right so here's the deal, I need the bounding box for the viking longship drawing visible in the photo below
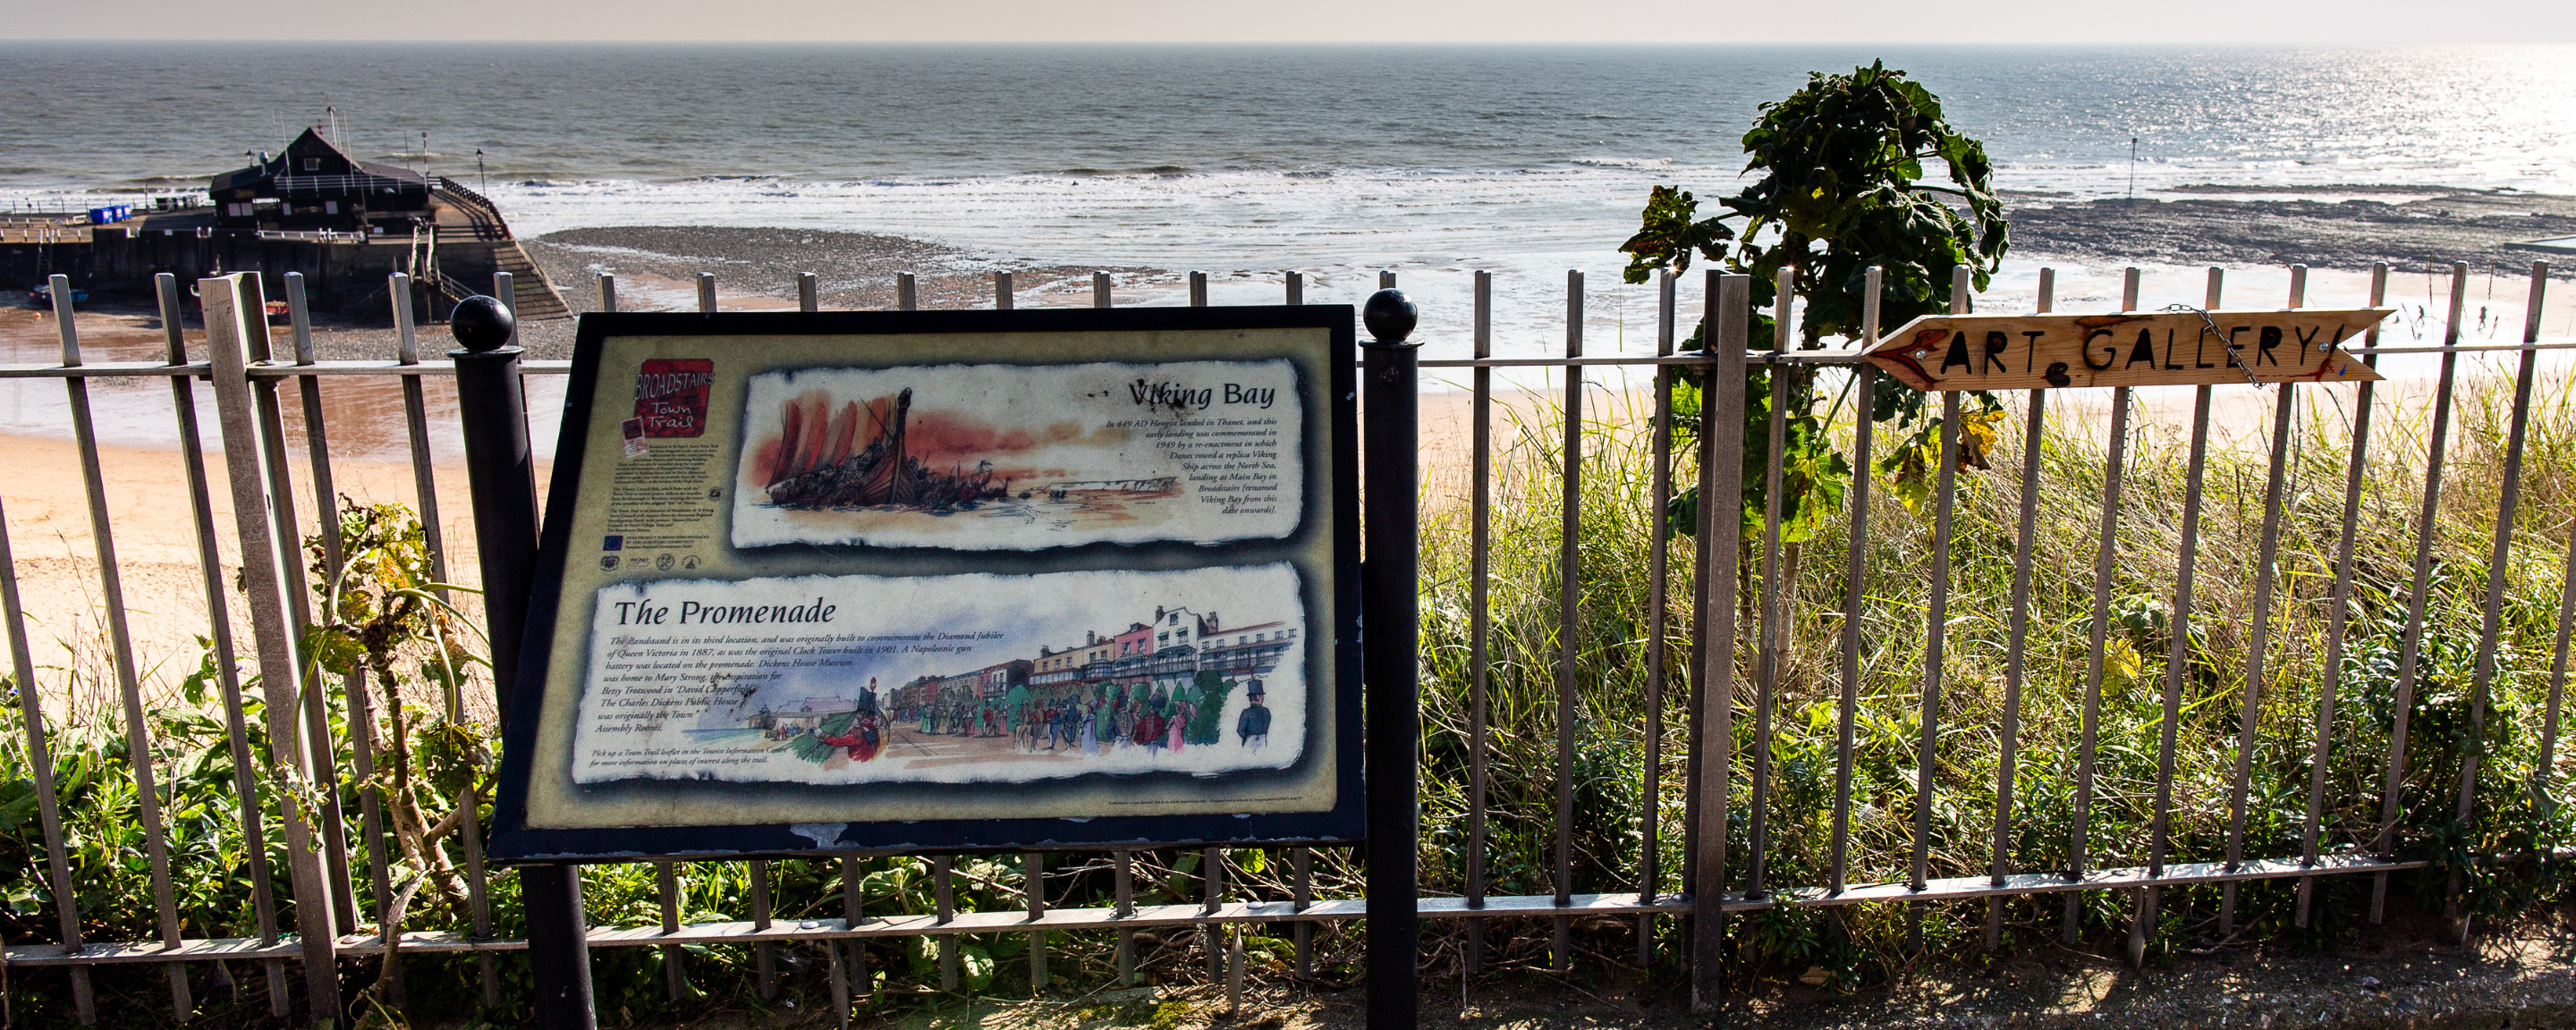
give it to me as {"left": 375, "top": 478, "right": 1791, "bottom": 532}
{"left": 765, "top": 389, "right": 1007, "bottom": 511}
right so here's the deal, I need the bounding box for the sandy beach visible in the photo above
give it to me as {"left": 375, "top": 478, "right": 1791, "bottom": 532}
{"left": 7, "top": 186, "right": 2576, "bottom": 698}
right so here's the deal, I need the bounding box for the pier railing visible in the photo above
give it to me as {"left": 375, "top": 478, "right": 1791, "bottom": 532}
{"left": 0, "top": 261, "right": 2569, "bottom": 1026}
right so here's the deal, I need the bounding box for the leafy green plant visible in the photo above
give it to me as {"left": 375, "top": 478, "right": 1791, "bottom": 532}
{"left": 303, "top": 499, "right": 491, "bottom": 958}
{"left": 1623, "top": 60, "right": 2011, "bottom": 533}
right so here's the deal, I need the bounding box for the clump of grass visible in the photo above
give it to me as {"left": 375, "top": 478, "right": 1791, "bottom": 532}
{"left": 5, "top": 370, "right": 2575, "bottom": 1026}
{"left": 1412, "top": 368, "right": 2576, "bottom": 979}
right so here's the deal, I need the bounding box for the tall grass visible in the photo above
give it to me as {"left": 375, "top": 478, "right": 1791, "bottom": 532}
{"left": 4, "top": 367, "right": 2573, "bottom": 1026}
{"left": 1416, "top": 367, "right": 2576, "bottom": 976}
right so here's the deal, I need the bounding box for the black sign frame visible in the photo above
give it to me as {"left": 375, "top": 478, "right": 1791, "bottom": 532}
{"left": 487, "top": 305, "right": 1361, "bottom": 862}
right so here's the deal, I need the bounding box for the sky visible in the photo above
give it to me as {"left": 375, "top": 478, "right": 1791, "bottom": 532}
{"left": 7, "top": 0, "right": 2572, "bottom": 42}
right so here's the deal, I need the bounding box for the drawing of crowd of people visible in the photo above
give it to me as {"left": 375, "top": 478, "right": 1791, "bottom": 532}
{"left": 902, "top": 674, "right": 1268, "bottom": 756}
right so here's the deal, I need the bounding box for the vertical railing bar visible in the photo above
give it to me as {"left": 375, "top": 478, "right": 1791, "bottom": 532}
{"left": 2129, "top": 267, "right": 2225, "bottom": 967}
{"left": 394, "top": 272, "right": 482, "bottom": 1003}
{"left": 750, "top": 858, "right": 776, "bottom": 998}
{"left": 1468, "top": 268, "right": 1493, "bottom": 976}
{"left": 496, "top": 268, "right": 521, "bottom": 348}
{"left": 2222, "top": 266, "right": 2306, "bottom": 936}
{"left": 2065, "top": 266, "right": 2141, "bottom": 944}
{"left": 1553, "top": 268, "right": 1582, "bottom": 971}
{"left": 2300, "top": 264, "right": 2387, "bottom": 927}
{"left": 897, "top": 272, "right": 917, "bottom": 311}
{"left": 996, "top": 271, "right": 1014, "bottom": 310}
{"left": 799, "top": 272, "right": 819, "bottom": 313}
{"left": 1906, "top": 266, "right": 1970, "bottom": 949}
{"left": 290, "top": 272, "right": 384, "bottom": 999}
{"left": 53, "top": 276, "right": 191, "bottom": 1017}
{"left": 292, "top": 286, "right": 394, "bottom": 988}
{"left": 417, "top": 268, "right": 487, "bottom": 1009}
{"left": 0, "top": 460, "right": 97, "bottom": 1023}
{"left": 1225, "top": 920, "right": 1245, "bottom": 1015}
{"left": 1831, "top": 267, "right": 1882, "bottom": 896}
{"left": 1986, "top": 267, "right": 2053, "bottom": 950}
{"left": 2372, "top": 263, "right": 2470, "bottom": 923}
{"left": 161, "top": 272, "right": 290, "bottom": 1010}
{"left": 389, "top": 274, "right": 452, "bottom": 595}
{"left": 659, "top": 860, "right": 685, "bottom": 1000}
{"left": 1289, "top": 847, "right": 1311, "bottom": 980}
{"left": 205, "top": 271, "right": 341, "bottom": 1017}
{"left": 1747, "top": 267, "right": 1792, "bottom": 899}
{"left": 394, "top": 273, "right": 479, "bottom": 1005}
{"left": 2538, "top": 393, "right": 2575, "bottom": 810}
{"left": 281, "top": 273, "right": 360, "bottom": 934}
{"left": 1115, "top": 849, "right": 1138, "bottom": 984}
{"left": 841, "top": 855, "right": 869, "bottom": 1009}
{"left": 1638, "top": 266, "right": 1674, "bottom": 967}
{"left": 935, "top": 854, "right": 957, "bottom": 990}
{"left": 335, "top": 579, "right": 393, "bottom": 981}
{"left": 1689, "top": 272, "right": 1750, "bottom": 1015}
{"left": 1195, "top": 268, "right": 1216, "bottom": 984}
{"left": 1096, "top": 271, "right": 1114, "bottom": 308}
{"left": 1026, "top": 852, "right": 1047, "bottom": 989}
{"left": 2447, "top": 260, "right": 2547, "bottom": 941}
{"left": 1281, "top": 269, "right": 1312, "bottom": 981}
{"left": 1682, "top": 276, "right": 1719, "bottom": 914}
{"left": 1203, "top": 846, "right": 1223, "bottom": 982}
{"left": 650, "top": 429, "right": 682, "bottom": 1011}
{"left": 828, "top": 916, "right": 851, "bottom": 1030}
{"left": 597, "top": 272, "right": 617, "bottom": 314}
{"left": 686, "top": 259, "right": 748, "bottom": 1026}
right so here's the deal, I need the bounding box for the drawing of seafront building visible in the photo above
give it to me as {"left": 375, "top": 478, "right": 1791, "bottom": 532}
{"left": 756, "top": 602, "right": 1301, "bottom": 738}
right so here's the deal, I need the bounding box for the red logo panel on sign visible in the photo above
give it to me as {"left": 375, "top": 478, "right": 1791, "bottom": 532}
{"left": 634, "top": 359, "right": 714, "bottom": 437}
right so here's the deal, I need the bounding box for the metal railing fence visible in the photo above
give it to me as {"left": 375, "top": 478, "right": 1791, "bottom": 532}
{"left": 0, "top": 258, "right": 2568, "bottom": 1026}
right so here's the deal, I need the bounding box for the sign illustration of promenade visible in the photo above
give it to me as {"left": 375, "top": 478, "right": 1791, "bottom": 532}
{"left": 568, "top": 565, "right": 1308, "bottom": 787}
{"left": 729, "top": 359, "right": 1304, "bottom": 551}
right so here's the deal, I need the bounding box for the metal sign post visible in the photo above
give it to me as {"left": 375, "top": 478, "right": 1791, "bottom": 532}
{"left": 1359, "top": 290, "right": 1419, "bottom": 1028}
{"left": 450, "top": 296, "right": 597, "bottom": 1030}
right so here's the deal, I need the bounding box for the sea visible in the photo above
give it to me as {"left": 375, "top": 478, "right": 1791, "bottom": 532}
{"left": 5, "top": 42, "right": 2574, "bottom": 370}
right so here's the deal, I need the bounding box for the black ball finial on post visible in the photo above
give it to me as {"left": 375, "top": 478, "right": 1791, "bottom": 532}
{"left": 446, "top": 290, "right": 593, "bottom": 1030}
{"left": 1358, "top": 285, "right": 1419, "bottom": 1029}
{"left": 1362, "top": 288, "right": 1416, "bottom": 344}
{"left": 450, "top": 294, "right": 517, "bottom": 352}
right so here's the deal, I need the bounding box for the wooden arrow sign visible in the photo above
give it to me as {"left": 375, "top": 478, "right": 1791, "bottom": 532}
{"left": 1863, "top": 308, "right": 2391, "bottom": 391}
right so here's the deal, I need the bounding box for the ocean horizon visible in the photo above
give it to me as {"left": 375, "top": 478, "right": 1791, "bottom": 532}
{"left": 6, "top": 42, "right": 2572, "bottom": 380}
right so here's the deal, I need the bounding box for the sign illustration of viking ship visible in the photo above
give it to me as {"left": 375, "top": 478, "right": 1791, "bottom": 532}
{"left": 731, "top": 360, "right": 1307, "bottom": 551}
{"left": 764, "top": 388, "right": 1011, "bottom": 511}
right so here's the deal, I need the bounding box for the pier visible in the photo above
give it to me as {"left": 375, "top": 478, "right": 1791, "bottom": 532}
{"left": 5, "top": 127, "right": 565, "bottom": 322}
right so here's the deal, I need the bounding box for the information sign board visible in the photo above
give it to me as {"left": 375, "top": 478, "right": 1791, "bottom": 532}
{"left": 1864, "top": 308, "right": 2390, "bottom": 391}
{"left": 488, "top": 306, "right": 1360, "bottom": 861}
